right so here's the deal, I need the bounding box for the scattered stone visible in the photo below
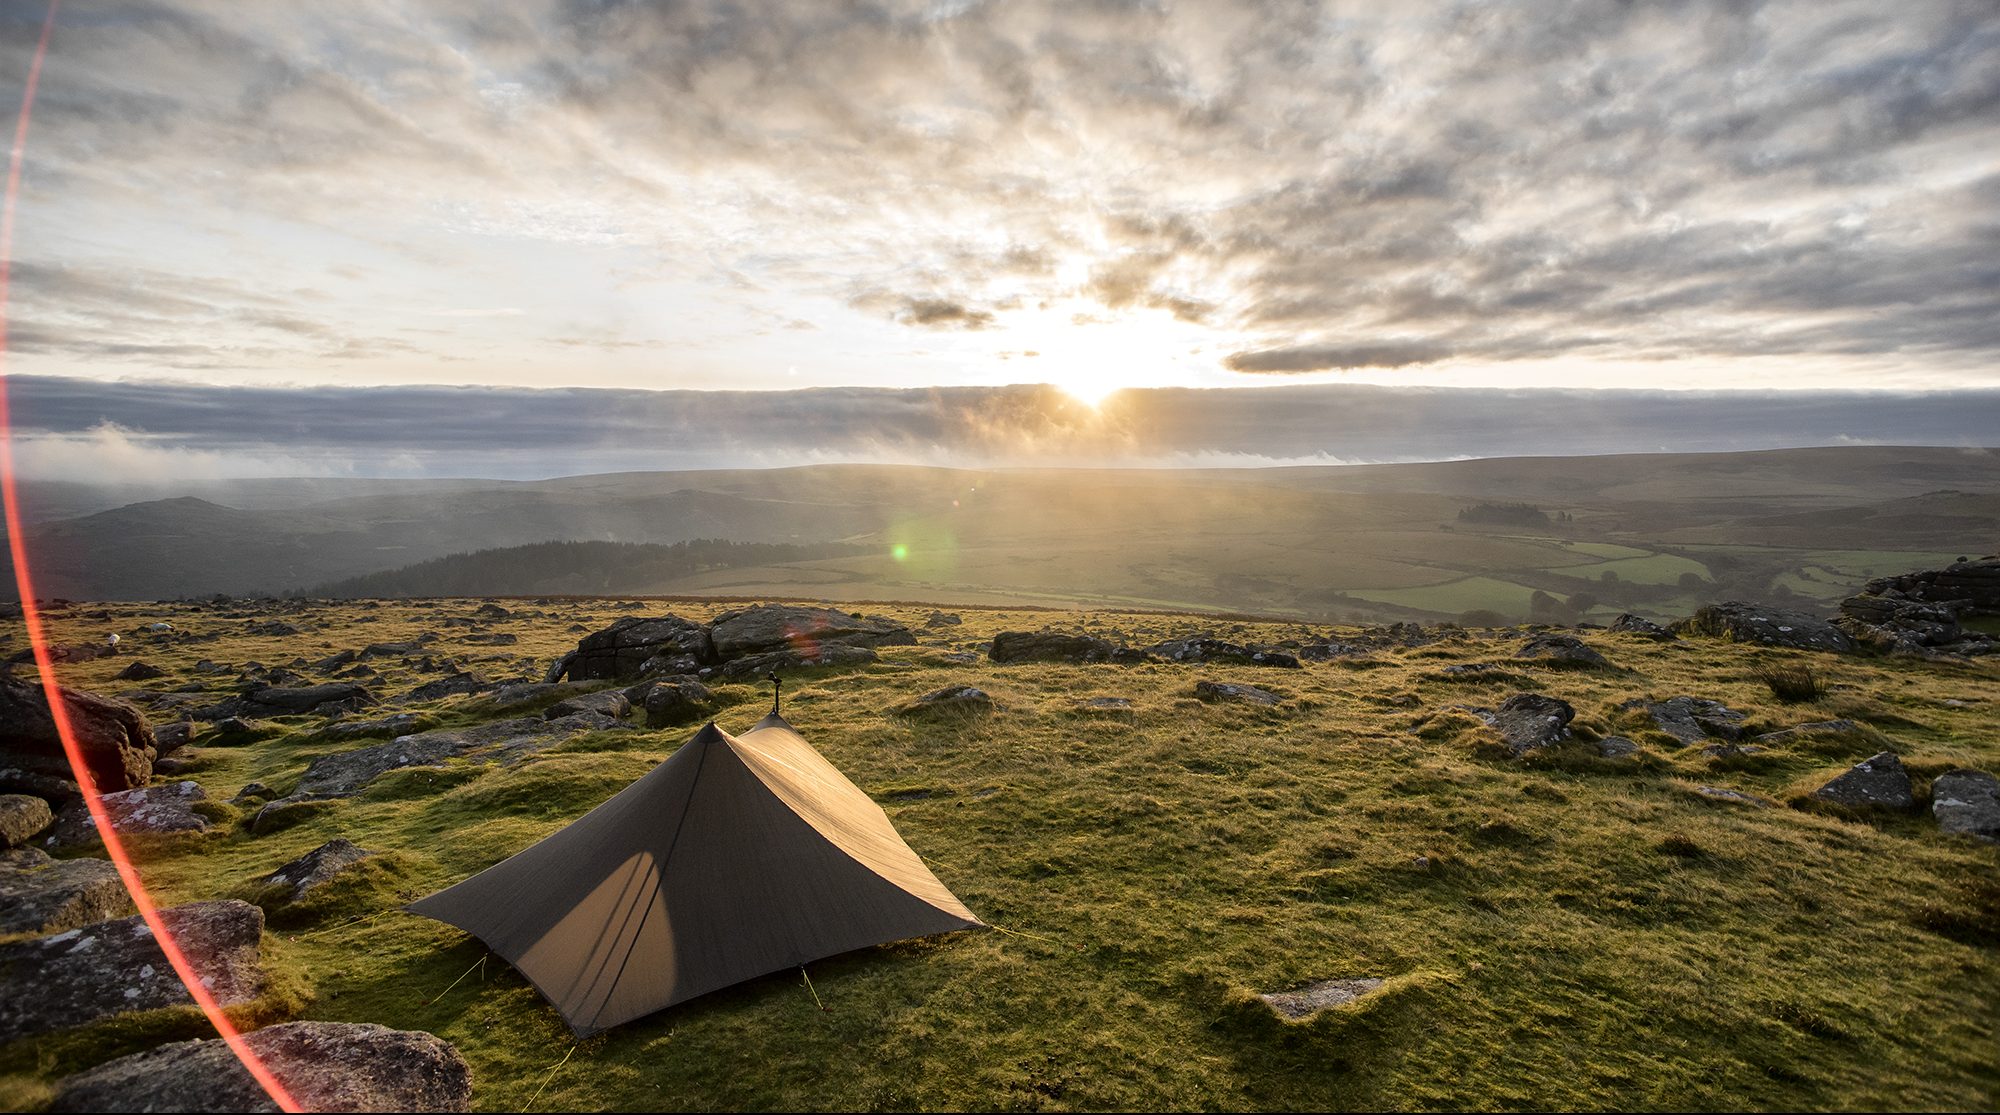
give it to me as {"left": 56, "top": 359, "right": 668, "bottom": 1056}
{"left": 115, "top": 660, "right": 166, "bottom": 682}
{"left": 709, "top": 604, "right": 916, "bottom": 661}
{"left": 1689, "top": 784, "right": 1772, "bottom": 808}
{"left": 310, "top": 649, "right": 358, "bottom": 673}
{"left": 990, "top": 631, "right": 1119, "bottom": 664}
{"left": 1075, "top": 696, "right": 1135, "bottom": 715}
{"left": 1930, "top": 769, "right": 2000, "bottom": 842}
{"left": 207, "top": 716, "right": 270, "bottom": 746}
{"left": 1258, "top": 977, "right": 1385, "bottom": 1019}
{"left": 641, "top": 679, "right": 718, "bottom": 728}
{"left": 1296, "top": 642, "right": 1367, "bottom": 661}
{"left": 0, "top": 676, "right": 156, "bottom": 792}
{"left": 152, "top": 720, "right": 194, "bottom": 755}
{"left": 1513, "top": 633, "right": 1613, "bottom": 669}
{"left": 1674, "top": 602, "right": 1856, "bottom": 654}
{"left": 1810, "top": 751, "right": 1915, "bottom": 810}
{"left": 45, "top": 780, "right": 210, "bottom": 850}
{"left": 473, "top": 602, "right": 512, "bottom": 619}
{"left": 543, "top": 689, "right": 631, "bottom": 721}
{"left": 360, "top": 641, "right": 427, "bottom": 659}
{"left": 1837, "top": 555, "right": 2000, "bottom": 655}
{"left": 200, "top": 682, "right": 373, "bottom": 721}
{"left": 1595, "top": 736, "right": 1640, "bottom": 758}
{"left": 1433, "top": 663, "right": 1531, "bottom": 684}
{"left": 1636, "top": 696, "right": 1747, "bottom": 745}
{"left": 0, "top": 900, "right": 266, "bottom": 1041}
{"left": 233, "top": 782, "right": 275, "bottom": 803}
{"left": 403, "top": 673, "right": 488, "bottom": 702}
{"left": 51, "top": 1020, "right": 474, "bottom": 1113}
{"left": 462, "top": 633, "right": 518, "bottom": 646}
{"left": 0, "top": 848, "right": 131, "bottom": 936}
{"left": 897, "top": 686, "right": 995, "bottom": 715}
{"left": 568, "top": 616, "right": 714, "bottom": 681}
{"left": 1607, "top": 613, "right": 1674, "bottom": 640}
{"left": 1480, "top": 693, "right": 1575, "bottom": 756}
{"left": 1193, "top": 681, "right": 1281, "bottom": 706}
{"left": 249, "top": 798, "right": 338, "bottom": 836}
{"left": 924, "top": 611, "right": 963, "bottom": 627}
{"left": 247, "top": 620, "right": 302, "bottom": 637}
{"left": 256, "top": 838, "right": 373, "bottom": 904}
{"left": 0, "top": 765, "right": 81, "bottom": 806}
{"left": 0, "top": 793, "right": 54, "bottom": 848}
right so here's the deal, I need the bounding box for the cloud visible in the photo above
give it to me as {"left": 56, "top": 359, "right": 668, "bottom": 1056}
{"left": 4, "top": 1, "right": 1999, "bottom": 385}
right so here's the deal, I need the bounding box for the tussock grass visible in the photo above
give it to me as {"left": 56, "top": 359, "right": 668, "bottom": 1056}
{"left": 6, "top": 597, "right": 1998, "bottom": 1110}
{"left": 1758, "top": 664, "right": 1829, "bottom": 704}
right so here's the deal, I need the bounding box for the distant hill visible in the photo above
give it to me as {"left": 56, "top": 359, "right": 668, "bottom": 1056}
{"left": 6, "top": 447, "right": 1997, "bottom": 619}
{"left": 309, "top": 539, "right": 869, "bottom": 598}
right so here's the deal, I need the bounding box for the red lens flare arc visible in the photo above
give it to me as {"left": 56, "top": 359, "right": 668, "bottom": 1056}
{"left": 0, "top": 3, "right": 302, "bottom": 1110}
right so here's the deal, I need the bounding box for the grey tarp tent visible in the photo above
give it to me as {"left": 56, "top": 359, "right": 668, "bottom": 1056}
{"left": 407, "top": 713, "right": 982, "bottom": 1035}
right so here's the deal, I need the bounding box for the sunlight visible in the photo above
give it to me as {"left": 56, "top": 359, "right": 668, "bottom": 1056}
{"left": 999, "top": 298, "right": 1212, "bottom": 406}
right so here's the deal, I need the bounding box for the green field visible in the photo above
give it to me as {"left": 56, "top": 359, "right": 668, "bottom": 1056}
{"left": 7, "top": 598, "right": 1995, "bottom": 1110}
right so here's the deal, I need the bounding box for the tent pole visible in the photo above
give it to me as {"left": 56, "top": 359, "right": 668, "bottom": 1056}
{"left": 769, "top": 671, "right": 782, "bottom": 717}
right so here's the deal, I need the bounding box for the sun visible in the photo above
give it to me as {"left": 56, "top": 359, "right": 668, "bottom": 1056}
{"left": 1004, "top": 299, "right": 1206, "bottom": 407}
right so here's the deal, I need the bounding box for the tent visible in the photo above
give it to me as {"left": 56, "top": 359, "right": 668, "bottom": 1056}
{"left": 407, "top": 713, "right": 982, "bottom": 1035}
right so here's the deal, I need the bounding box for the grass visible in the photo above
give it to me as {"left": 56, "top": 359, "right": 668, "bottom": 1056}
{"left": 1757, "top": 665, "right": 1830, "bottom": 705}
{"left": 3, "top": 598, "right": 1997, "bottom": 1111}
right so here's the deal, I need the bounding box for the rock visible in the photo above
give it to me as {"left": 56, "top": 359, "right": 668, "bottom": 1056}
{"left": 1595, "top": 736, "right": 1639, "bottom": 758}
{"left": 0, "top": 676, "right": 156, "bottom": 792}
{"left": 924, "top": 611, "right": 963, "bottom": 627}
{"left": 360, "top": 641, "right": 426, "bottom": 658}
{"left": 1637, "top": 696, "right": 1747, "bottom": 745}
{"left": 1607, "top": 613, "right": 1674, "bottom": 640}
{"left": 1143, "top": 637, "right": 1299, "bottom": 668}
{"left": 152, "top": 720, "right": 194, "bottom": 755}
{"left": 543, "top": 689, "right": 631, "bottom": 721}
{"left": 1753, "top": 719, "right": 1869, "bottom": 745}
{"left": 710, "top": 604, "right": 915, "bottom": 661}
{"left": 0, "top": 900, "right": 265, "bottom": 1041}
{"left": 0, "top": 766, "right": 81, "bottom": 806}
{"left": 115, "top": 660, "right": 166, "bottom": 681}
{"left": 897, "top": 685, "right": 995, "bottom": 715}
{"left": 641, "top": 679, "right": 718, "bottom": 728}
{"left": 1433, "top": 663, "right": 1531, "bottom": 684}
{"left": 1674, "top": 602, "right": 1856, "bottom": 654}
{"left": 1193, "top": 681, "right": 1281, "bottom": 706}
{"left": 246, "top": 620, "right": 302, "bottom": 637}
{"left": 0, "top": 848, "right": 131, "bottom": 936}
{"left": 714, "top": 643, "right": 878, "bottom": 679}
{"left": 207, "top": 716, "right": 269, "bottom": 746}
{"left": 0, "top": 793, "right": 54, "bottom": 847}
{"left": 1258, "top": 977, "right": 1385, "bottom": 1019}
{"left": 201, "top": 683, "right": 373, "bottom": 721}
{"left": 233, "top": 782, "right": 275, "bottom": 803}
{"left": 1513, "top": 633, "right": 1613, "bottom": 669}
{"left": 51, "top": 1020, "right": 473, "bottom": 1113}
{"left": 990, "top": 631, "right": 1119, "bottom": 664}
{"left": 1836, "top": 555, "right": 2000, "bottom": 654}
{"left": 310, "top": 649, "right": 358, "bottom": 672}
{"left": 45, "top": 781, "right": 210, "bottom": 850}
{"left": 461, "top": 633, "right": 517, "bottom": 646}
{"left": 1075, "top": 696, "right": 1135, "bottom": 715}
{"left": 473, "top": 602, "right": 512, "bottom": 619}
{"left": 1482, "top": 693, "right": 1575, "bottom": 755}
{"left": 1930, "top": 769, "right": 2000, "bottom": 842}
{"left": 1296, "top": 642, "right": 1367, "bottom": 660}
{"left": 567, "top": 616, "right": 714, "bottom": 681}
{"left": 315, "top": 712, "right": 424, "bottom": 742}
{"left": 249, "top": 799, "right": 338, "bottom": 836}
{"left": 403, "top": 673, "right": 487, "bottom": 702}
{"left": 541, "top": 651, "right": 576, "bottom": 684}
{"left": 283, "top": 734, "right": 469, "bottom": 801}
{"left": 256, "top": 838, "right": 373, "bottom": 904}
{"left": 1810, "top": 751, "right": 1915, "bottom": 810}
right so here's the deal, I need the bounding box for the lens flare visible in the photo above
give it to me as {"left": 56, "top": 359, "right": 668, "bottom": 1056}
{"left": 0, "top": 4, "right": 300, "bottom": 1110}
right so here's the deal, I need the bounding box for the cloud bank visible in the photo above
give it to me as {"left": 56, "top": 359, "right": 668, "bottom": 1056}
{"left": 2, "top": 1, "right": 1997, "bottom": 391}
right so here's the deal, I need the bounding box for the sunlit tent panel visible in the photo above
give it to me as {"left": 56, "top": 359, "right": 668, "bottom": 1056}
{"left": 407, "top": 714, "right": 982, "bottom": 1035}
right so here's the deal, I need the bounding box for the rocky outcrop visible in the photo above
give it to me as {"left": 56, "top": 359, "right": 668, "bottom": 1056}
{"left": 639, "top": 679, "right": 718, "bottom": 728}
{"left": 1193, "top": 681, "right": 1281, "bottom": 706}
{"left": 46, "top": 781, "right": 211, "bottom": 850}
{"left": 0, "top": 900, "right": 266, "bottom": 1041}
{"left": 115, "top": 660, "right": 167, "bottom": 681}
{"left": 1632, "top": 696, "right": 1748, "bottom": 746}
{"left": 0, "top": 793, "right": 53, "bottom": 847}
{"left": 1259, "top": 977, "right": 1384, "bottom": 1020}
{"left": 0, "top": 848, "right": 132, "bottom": 936}
{"left": 897, "top": 685, "right": 995, "bottom": 715}
{"left": 0, "top": 676, "right": 156, "bottom": 792}
{"left": 1930, "top": 769, "right": 2000, "bottom": 842}
{"left": 1607, "top": 613, "right": 1673, "bottom": 640}
{"left": 1513, "top": 633, "right": 1613, "bottom": 669}
{"left": 51, "top": 1021, "right": 473, "bottom": 1113}
{"left": 1810, "top": 751, "right": 1915, "bottom": 811}
{"left": 710, "top": 604, "right": 916, "bottom": 660}
{"left": 1674, "top": 603, "right": 1856, "bottom": 654}
{"left": 1837, "top": 555, "right": 2000, "bottom": 655}
{"left": 402, "top": 673, "right": 488, "bottom": 702}
{"left": 543, "top": 688, "right": 631, "bottom": 721}
{"left": 716, "top": 643, "right": 878, "bottom": 679}
{"left": 1143, "top": 637, "right": 1299, "bottom": 668}
{"left": 256, "top": 838, "right": 373, "bottom": 904}
{"left": 990, "top": 631, "right": 1121, "bottom": 664}
{"left": 198, "top": 682, "right": 374, "bottom": 721}
{"left": 1470, "top": 694, "right": 1575, "bottom": 756}
{"left": 275, "top": 713, "right": 628, "bottom": 805}
{"left": 566, "top": 616, "right": 714, "bottom": 680}
{"left": 314, "top": 712, "right": 425, "bottom": 742}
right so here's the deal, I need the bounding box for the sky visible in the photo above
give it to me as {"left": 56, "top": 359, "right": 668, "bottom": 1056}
{"left": 2, "top": 1, "right": 1999, "bottom": 479}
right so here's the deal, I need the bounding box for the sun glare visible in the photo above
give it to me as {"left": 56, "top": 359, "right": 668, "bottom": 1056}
{"left": 999, "top": 298, "right": 1210, "bottom": 407}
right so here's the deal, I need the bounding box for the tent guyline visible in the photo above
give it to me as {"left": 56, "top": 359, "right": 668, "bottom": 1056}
{"left": 407, "top": 712, "right": 982, "bottom": 1036}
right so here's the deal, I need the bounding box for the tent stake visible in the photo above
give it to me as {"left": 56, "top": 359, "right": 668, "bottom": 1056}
{"left": 425, "top": 951, "right": 488, "bottom": 1006}
{"left": 800, "top": 964, "right": 828, "bottom": 1012}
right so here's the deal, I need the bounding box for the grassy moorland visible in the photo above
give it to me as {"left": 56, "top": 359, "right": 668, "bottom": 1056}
{"left": 3, "top": 597, "right": 1996, "bottom": 1111}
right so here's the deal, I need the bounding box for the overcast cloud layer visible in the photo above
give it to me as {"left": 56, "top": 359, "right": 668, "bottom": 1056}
{"left": 4, "top": 1, "right": 1998, "bottom": 397}
{"left": 8, "top": 375, "right": 1997, "bottom": 482}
